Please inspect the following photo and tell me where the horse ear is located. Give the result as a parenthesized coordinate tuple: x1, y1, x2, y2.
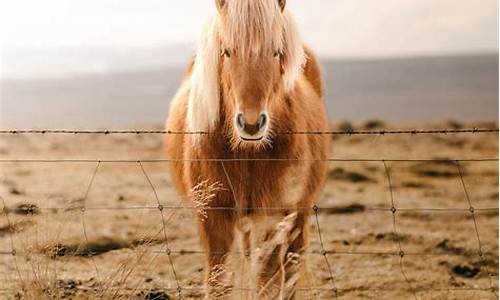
(278, 0, 286, 11)
(215, 0, 226, 12)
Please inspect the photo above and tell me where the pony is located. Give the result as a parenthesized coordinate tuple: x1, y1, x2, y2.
(165, 0, 330, 298)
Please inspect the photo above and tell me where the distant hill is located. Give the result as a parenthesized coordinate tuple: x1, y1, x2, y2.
(1, 54, 498, 128)
(322, 54, 498, 121)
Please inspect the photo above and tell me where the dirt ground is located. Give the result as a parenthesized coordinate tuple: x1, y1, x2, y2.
(0, 121, 498, 300)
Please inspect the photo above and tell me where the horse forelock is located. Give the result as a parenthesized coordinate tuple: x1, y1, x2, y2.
(188, 0, 305, 134)
(222, 0, 284, 58)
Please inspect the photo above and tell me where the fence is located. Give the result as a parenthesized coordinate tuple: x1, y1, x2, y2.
(0, 127, 498, 299)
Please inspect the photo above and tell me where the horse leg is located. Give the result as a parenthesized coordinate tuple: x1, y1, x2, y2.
(199, 210, 236, 299)
(257, 212, 311, 300)
(282, 211, 310, 300)
(255, 213, 299, 299)
(237, 217, 253, 300)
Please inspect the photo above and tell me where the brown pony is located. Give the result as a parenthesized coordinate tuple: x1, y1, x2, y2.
(165, 0, 330, 298)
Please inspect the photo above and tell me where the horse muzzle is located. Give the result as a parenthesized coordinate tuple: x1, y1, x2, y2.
(235, 112, 268, 142)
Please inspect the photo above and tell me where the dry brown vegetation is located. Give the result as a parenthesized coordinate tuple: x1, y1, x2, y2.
(0, 121, 498, 299)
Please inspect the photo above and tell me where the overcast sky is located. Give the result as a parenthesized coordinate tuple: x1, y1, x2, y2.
(0, 0, 498, 77)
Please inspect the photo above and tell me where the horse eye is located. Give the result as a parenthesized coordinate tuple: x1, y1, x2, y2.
(223, 49, 231, 58)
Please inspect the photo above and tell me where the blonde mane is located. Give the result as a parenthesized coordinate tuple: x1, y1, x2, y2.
(187, 0, 305, 132)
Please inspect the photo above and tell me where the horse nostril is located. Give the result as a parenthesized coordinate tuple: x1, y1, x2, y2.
(236, 112, 268, 137)
(258, 114, 267, 129)
(237, 113, 245, 129)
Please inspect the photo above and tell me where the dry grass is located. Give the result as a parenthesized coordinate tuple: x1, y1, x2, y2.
(190, 180, 225, 222)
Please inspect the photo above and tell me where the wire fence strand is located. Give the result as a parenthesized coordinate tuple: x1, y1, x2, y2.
(456, 161, 499, 298)
(79, 162, 102, 288)
(313, 205, 339, 299)
(138, 161, 182, 298)
(0, 128, 498, 135)
(383, 161, 418, 300)
(0, 158, 498, 163)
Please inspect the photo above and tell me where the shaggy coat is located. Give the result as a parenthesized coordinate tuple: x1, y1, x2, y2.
(165, 0, 330, 298)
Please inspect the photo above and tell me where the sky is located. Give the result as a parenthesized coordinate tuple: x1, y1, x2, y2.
(0, 0, 498, 78)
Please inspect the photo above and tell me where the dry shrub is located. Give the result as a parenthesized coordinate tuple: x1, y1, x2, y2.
(190, 180, 225, 222)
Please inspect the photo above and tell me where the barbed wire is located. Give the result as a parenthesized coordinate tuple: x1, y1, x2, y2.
(0, 127, 498, 135)
(0, 158, 498, 163)
(0, 132, 498, 299)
